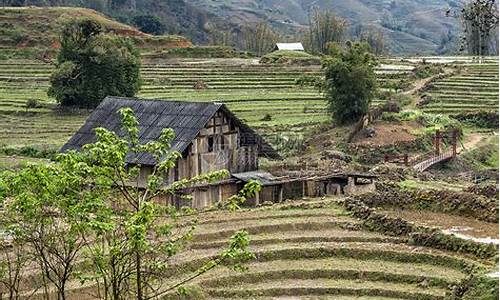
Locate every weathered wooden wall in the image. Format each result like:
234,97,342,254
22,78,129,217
171,110,259,182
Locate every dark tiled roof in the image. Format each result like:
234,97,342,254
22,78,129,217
61,96,280,165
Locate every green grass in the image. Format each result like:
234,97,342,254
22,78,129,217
461,135,500,170
0,154,49,169
263,50,317,59
462,275,500,300
3,201,491,299
422,62,499,114
485,136,499,168
398,179,466,191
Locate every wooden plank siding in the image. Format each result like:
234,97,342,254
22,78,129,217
174,110,259,182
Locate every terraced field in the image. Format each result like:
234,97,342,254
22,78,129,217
0,58,414,152
174,203,494,300
7,202,491,299
422,60,499,114
170,209,483,300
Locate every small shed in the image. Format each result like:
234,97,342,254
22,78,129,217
309,173,377,197
232,171,304,205
274,42,305,51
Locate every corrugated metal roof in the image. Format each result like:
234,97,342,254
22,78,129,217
231,171,304,186
61,96,281,165
275,43,305,51
232,171,281,185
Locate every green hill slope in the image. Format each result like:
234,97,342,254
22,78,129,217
2,201,495,299
0,7,191,50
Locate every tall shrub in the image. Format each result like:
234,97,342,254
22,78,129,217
48,19,142,108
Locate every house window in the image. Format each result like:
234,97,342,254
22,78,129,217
208,136,214,152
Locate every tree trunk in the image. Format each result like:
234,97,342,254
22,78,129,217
136,252,142,300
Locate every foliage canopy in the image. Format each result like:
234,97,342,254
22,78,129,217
322,42,377,124
0,108,258,300
48,19,142,108
132,14,166,35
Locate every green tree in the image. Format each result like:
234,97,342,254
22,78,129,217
322,42,377,124
0,108,259,300
0,159,106,300
48,19,142,108
132,15,166,35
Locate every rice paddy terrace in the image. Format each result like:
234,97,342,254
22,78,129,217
0,58,414,150
0,56,497,158
418,57,499,114
5,201,495,299
169,205,488,300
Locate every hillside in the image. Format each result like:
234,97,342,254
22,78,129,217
0,7,191,51
2,198,498,298
190,0,463,55
0,57,423,157
0,56,497,170
1,0,464,55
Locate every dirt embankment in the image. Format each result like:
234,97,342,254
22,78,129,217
372,183,499,223
351,121,419,147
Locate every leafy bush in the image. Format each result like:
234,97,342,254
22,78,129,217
267,133,305,156
397,110,462,133
260,113,272,121
392,94,413,106
451,111,499,128
380,100,401,113
48,19,141,108
459,276,499,300
25,98,39,111
412,63,443,79
132,14,165,35
295,74,324,89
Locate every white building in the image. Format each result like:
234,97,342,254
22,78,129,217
274,42,305,51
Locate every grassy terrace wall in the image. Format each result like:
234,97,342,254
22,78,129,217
4,203,494,299
422,60,499,114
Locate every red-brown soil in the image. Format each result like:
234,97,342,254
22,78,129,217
352,121,419,147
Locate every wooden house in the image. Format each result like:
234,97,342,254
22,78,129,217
61,96,279,188
61,97,376,208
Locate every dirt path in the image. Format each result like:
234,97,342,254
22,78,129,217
403,68,456,107
459,132,491,153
